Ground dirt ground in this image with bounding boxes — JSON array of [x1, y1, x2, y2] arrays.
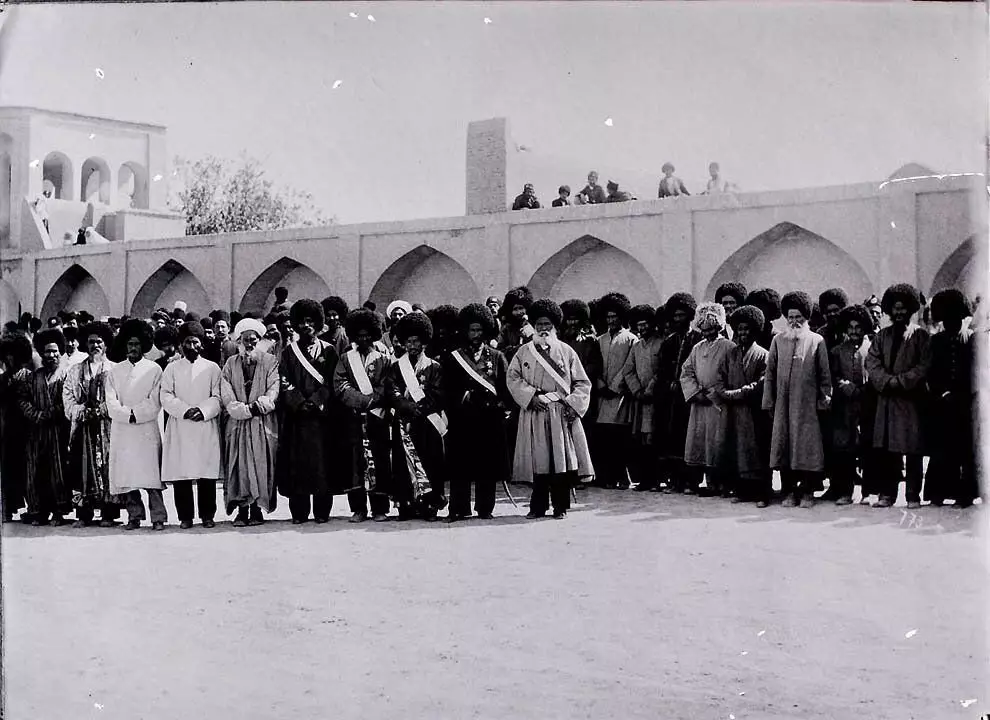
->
[[3, 484, 986, 720]]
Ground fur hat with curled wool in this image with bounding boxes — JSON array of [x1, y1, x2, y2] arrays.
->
[[628, 303, 657, 329], [745, 288, 782, 322], [33, 328, 66, 355], [395, 311, 434, 344], [80, 321, 116, 348], [780, 291, 813, 320], [818, 288, 849, 312], [837, 304, 874, 334], [597, 292, 632, 323], [289, 298, 325, 330], [427, 304, 460, 335], [1, 331, 33, 367], [500, 286, 534, 318], [881, 283, 922, 316], [560, 299, 591, 325], [458, 303, 498, 340], [714, 282, 748, 306], [320, 295, 350, 320], [528, 298, 564, 329], [662, 292, 698, 321], [154, 325, 179, 349], [727, 305, 766, 333], [199, 316, 214, 331], [693, 302, 727, 332], [344, 309, 384, 341], [177, 320, 206, 343], [118, 318, 154, 353], [930, 288, 972, 324], [184, 311, 201, 323]]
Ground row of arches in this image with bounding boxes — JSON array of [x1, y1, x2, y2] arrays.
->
[[21, 224, 984, 325], [41, 152, 149, 209]]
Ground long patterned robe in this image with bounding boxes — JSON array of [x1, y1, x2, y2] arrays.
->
[[595, 328, 636, 425], [865, 324, 930, 455], [680, 337, 734, 468], [0, 368, 27, 516], [653, 330, 702, 460], [333, 346, 391, 494], [106, 358, 163, 494], [161, 356, 222, 482], [221, 352, 280, 513], [275, 340, 351, 497], [507, 340, 594, 483], [722, 342, 769, 481], [622, 334, 663, 436], [761, 328, 832, 472], [63, 358, 117, 509], [17, 366, 71, 516]]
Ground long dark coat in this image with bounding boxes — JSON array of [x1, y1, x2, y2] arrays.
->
[[865, 324, 930, 455]]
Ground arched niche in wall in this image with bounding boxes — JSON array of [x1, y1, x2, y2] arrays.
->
[[240, 256, 331, 315], [0, 278, 20, 326], [931, 236, 984, 298], [0, 133, 12, 245], [705, 222, 873, 304], [368, 245, 481, 309], [41, 264, 110, 320], [527, 235, 659, 304], [118, 162, 149, 209], [81, 157, 111, 205], [131, 259, 212, 318], [43, 151, 74, 200]]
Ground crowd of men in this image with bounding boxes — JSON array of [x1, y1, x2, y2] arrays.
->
[[512, 164, 736, 210], [0, 276, 982, 531]]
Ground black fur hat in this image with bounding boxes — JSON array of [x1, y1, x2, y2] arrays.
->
[[930, 288, 971, 324], [33, 328, 66, 355], [598, 292, 632, 322], [662, 292, 698, 320], [628, 303, 657, 328], [178, 321, 205, 342], [80, 321, 115, 348], [837, 304, 874, 333], [529, 298, 564, 329], [118, 318, 155, 354], [344, 309, 384, 341], [458, 303, 498, 339], [395, 311, 434, 344], [818, 288, 850, 312], [560, 299, 591, 325], [500, 286, 534, 319], [726, 305, 765, 332], [781, 291, 813, 319], [426, 304, 460, 334], [881, 283, 922, 316], [289, 298, 325, 330], [321, 295, 350, 319], [745, 288, 782, 322], [154, 326, 179, 349], [715, 282, 748, 306]]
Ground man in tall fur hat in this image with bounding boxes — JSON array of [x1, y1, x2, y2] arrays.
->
[[497, 286, 535, 362], [593, 292, 636, 489]]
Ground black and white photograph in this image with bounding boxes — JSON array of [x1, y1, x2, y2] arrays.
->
[[0, 2, 986, 718]]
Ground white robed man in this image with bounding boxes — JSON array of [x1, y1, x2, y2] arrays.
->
[[507, 298, 594, 519], [106, 319, 167, 530], [220, 318, 280, 527], [161, 321, 222, 529]]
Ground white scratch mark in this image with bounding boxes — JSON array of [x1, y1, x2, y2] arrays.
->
[[740, 651, 748, 656], [890, 221, 896, 229], [604, 117, 613, 127], [367, 14, 375, 22], [878, 172, 984, 191], [152, 174, 163, 182], [960, 699, 978, 708], [729, 715, 736, 719], [757, 630, 766, 637], [739, 691, 746, 696], [94, 703, 104, 710], [332, 80, 343, 90], [904, 629, 918, 639], [94, 68, 105, 79], [349, 12, 358, 18], [484, 17, 492, 24], [89, 133, 96, 140], [29, 159, 40, 168]]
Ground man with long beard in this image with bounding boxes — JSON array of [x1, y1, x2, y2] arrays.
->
[[106, 319, 167, 531], [507, 299, 594, 519], [161, 321, 222, 529], [762, 292, 832, 508]]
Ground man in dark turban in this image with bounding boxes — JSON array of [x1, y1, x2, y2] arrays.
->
[[507, 298, 594, 519], [445, 304, 511, 521], [865, 283, 929, 509], [924, 288, 976, 507], [654, 293, 700, 493]]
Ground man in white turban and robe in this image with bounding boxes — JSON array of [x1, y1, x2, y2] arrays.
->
[[221, 318, 280, 527], [507, 298, 594, 519], [106, 319, 167, 530]]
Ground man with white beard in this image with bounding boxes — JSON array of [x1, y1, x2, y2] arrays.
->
[[762, 291, 832, 508], [507, 298, 594, 520]]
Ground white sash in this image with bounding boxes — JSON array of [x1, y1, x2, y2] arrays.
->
[[346, 348, 385, 419], [527, 342, 571, 398], [450, 349, 497, 395], [290, 341, 324, 385], [398, 353, 448, 437]]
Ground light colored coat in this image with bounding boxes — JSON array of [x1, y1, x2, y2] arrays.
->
[[622, 334, 663, 436], [221, 352, 279, 512], [761, 328, 832, 472], [865, 324, 930, 455], [681, 337, 733, 468], [595, 328, 636, 425], [507, 340, 594, 483], [106, 358, 163, 493], [161, 356, 222, 482], [721, 342, 769, 479]]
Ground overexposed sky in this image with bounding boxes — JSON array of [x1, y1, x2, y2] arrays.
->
[[1, 2, 986, 224]]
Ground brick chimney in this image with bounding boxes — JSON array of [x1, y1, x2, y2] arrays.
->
[[465, 118, 510, 215]]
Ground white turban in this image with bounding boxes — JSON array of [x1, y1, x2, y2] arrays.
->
[[386, 300, 413, 317], [233, 318, 267, 341], [173, 300, 188, 313]]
